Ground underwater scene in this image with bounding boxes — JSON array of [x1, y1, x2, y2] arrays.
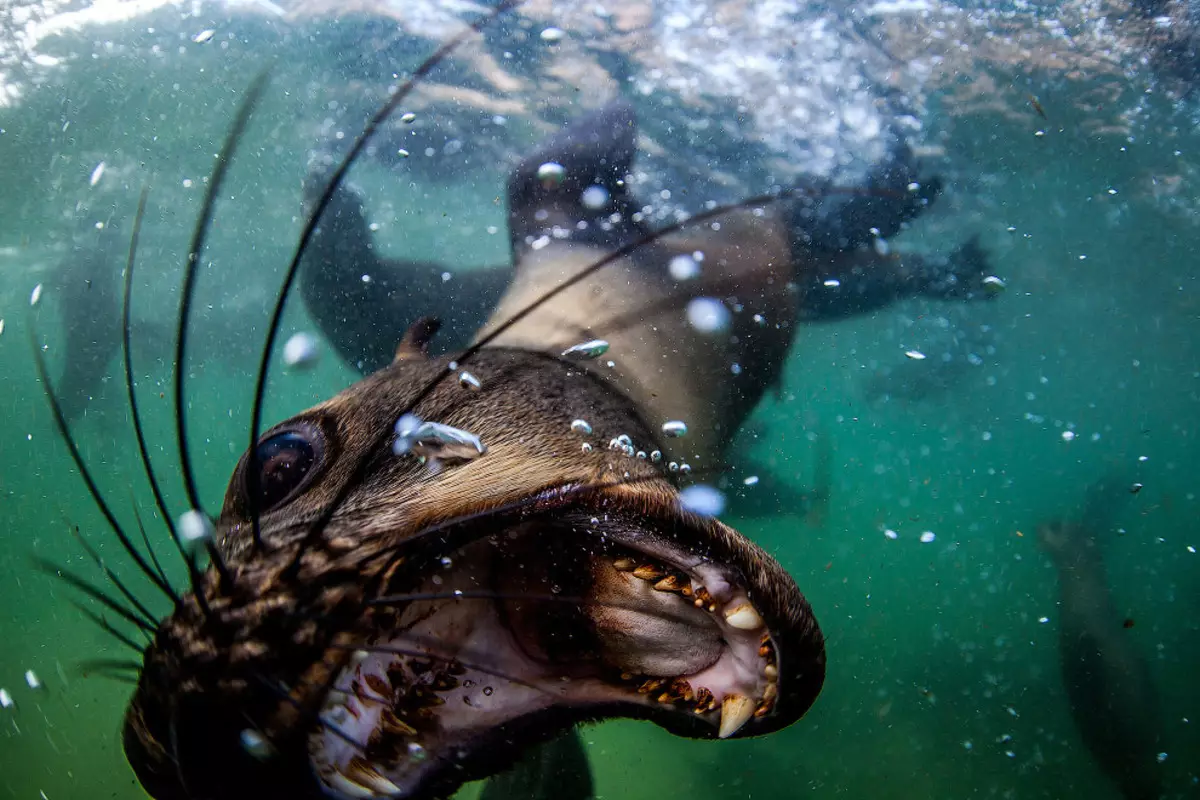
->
[[0, 0, 1197, 798]]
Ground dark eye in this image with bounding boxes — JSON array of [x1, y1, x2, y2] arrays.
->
[[250, 428, 321, 512]]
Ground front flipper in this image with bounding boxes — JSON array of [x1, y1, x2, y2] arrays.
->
[[300, 180, 511, 374], [479, 728, 594, 800]]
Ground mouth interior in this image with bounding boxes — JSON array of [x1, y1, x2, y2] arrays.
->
[[308, 521, 780, 799]]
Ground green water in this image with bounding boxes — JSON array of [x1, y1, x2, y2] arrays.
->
[[1, 3, 1198, 799]]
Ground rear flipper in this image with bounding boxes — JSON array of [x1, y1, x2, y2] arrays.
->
[[479, 728, 594, 800], [789, 137, 942, 253], [788, 136, 995, 321]]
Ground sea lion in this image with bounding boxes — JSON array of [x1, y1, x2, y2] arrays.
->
[[34, 11, 987, 800], [107, 83, 832, 799], [300, 107, 993, 377], [1037, 474, 1165, 800]]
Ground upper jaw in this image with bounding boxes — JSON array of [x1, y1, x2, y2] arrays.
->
[[307, 487, 824, 799]]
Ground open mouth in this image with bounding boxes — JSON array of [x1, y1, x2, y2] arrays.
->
[[309, 511, 785, 799]]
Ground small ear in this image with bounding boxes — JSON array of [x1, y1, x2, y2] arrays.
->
[[394, 316, 442, 362]]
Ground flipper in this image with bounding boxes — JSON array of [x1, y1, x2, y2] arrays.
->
[[479, 728, 594, 800], [300, 180, 511, 374], [789, 137, 942, 253]]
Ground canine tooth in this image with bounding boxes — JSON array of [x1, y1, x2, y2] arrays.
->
[[718, 694, 756, 739], [632, 565, 664, 581], [764, 664, 778, 680], [326, 768, 379, 799], [613, 558, 636, 572], [347, 758, 403, 797], [653, 574, 686, 592], [723, 603, 764, 631]]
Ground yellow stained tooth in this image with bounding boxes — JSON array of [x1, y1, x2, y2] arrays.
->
[[347, 759, 403, 797], [632, 565, 664, 581], [613, 558, 636, 572], [764, 664, 778, 680], [325, 770, 377, 799], [653, 574, 685, 592], [723, 602, 764, 631], [718, 693, 756, 739]]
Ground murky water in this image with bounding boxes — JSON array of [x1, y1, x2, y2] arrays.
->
[[1, 1, 1197, 798]]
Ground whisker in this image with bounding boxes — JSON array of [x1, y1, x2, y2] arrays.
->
[[29, 324, 183, 605], [257, 0, 524, 560], [173, 71, 271, 589], [167, 699, 191, 798], [327, 641, 561, 702], [358, 469, 717, 582], [369, 590, 687, 622], [84, 671, 140, 686], [61, 523, 162, 632], [78, 658, 143, 675], [249, 672, 365, 752], [38, 559, 157, 634], [284, 202, 827, 581], [129, 503, 172, 605], [121, 185, 202, 608], [70, 602, 147, 654]]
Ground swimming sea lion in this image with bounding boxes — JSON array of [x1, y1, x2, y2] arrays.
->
[[300, 107, 993, 377], [108, 82, 832, 799], [34, 9, 984, 800], [1037, 474, 1164, 800]]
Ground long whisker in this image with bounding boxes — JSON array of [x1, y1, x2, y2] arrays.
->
[[368, 591, 689, 621], [61, 523, 162, 631], [78, 658, 144, 675], [357, 469, 717, 583], [249, 672, 365, 752], [82, 670, 141, 686], [282, 202, 818, 580], [130, 501, 172, 601], [38, 560, 157, 634], [250, 0, 524, 554], [173, 70, 271, 589], [30, 326, 182, 605], [121, 185, 202, 604], [70, 603, 147, 654], [327, 641, 560, 702], [167, 699, 192, 799]]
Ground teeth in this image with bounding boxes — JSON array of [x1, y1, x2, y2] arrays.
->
[[653, 574, 688, 592], [718, 693, 756, 739], [613, 557, 636, 572], [632, 565, 665, 581], [764, 664, 778, 680], [723, 602, 764, 631], [347, 758, 403, 797], [326, 769, 379, 799]]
